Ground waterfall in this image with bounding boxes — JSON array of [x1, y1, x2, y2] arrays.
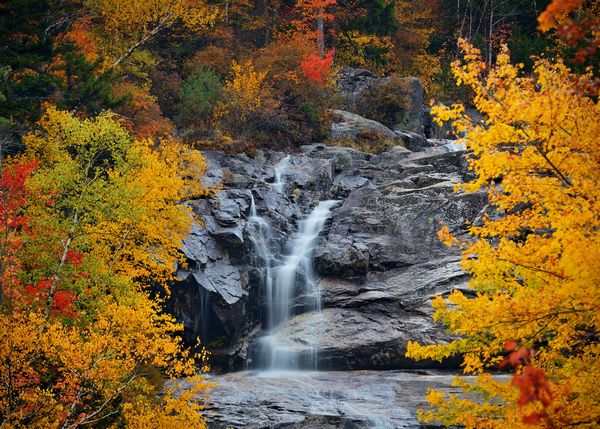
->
[[248, 194, 275, 330], [272, 155, 290, 193], [254, 199, 338, 371]]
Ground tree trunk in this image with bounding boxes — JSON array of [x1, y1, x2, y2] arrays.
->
[[317, 8, 325, 58]]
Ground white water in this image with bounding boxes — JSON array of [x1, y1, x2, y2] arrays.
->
[[248, 194, 275, 330], [427, 138, 466, 152], [266, 200, 337, 328], [444, 140, 466, 152], [249, 197, 338, 370], [249, 194, 270, 234], [272, 155, 290, 193]]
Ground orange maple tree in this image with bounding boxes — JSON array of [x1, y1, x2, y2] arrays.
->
[[407, 38, 600, 428]]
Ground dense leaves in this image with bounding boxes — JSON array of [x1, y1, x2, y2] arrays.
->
[[0, 107, 216, 427], [178, 68, 223, 134], [1, 0, 598, 427], [407, 39, 599, 428]]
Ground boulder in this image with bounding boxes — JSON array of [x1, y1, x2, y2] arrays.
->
[[314, 236, 370, 277], [337, 68, 425, 134], [300, 143, 372, 173], [330, 109, 401, 143], [336, 67, 382, 110], [252, 307, 457, 370], [386, 76, 424, 133], [394, 130, 429, 151]]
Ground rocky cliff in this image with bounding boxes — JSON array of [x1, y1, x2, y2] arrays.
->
[[168, 136, 486, 372]]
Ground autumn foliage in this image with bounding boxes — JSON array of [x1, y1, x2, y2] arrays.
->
[[538, 0, 599, 65], [1, 0, 599, 426], [301, 49, 335, 83], [0, 106, 217, 428], [407, 39, 600, 428]]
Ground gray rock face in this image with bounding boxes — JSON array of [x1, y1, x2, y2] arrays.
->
[[315, 152, 484, 274], [387, 77, 424, 133], [336, 67, 381, 109], [394, 130, 427, 151], [336, 68, 425, 134], [199, 370, 489, 428], [249, 307, 456, 370], [330, 109, 401, 143], [168, 140, 486, 372], [319, 257, 467, 315]]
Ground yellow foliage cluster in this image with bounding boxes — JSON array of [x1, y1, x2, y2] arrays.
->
[[224, 60, 269, 117], [24, 106, 216, 284], [391, 0, 441, 94], [81, 0, 219, 76], [407, 40, 600, 427], [86, 0, 219, 37], [336, 31, 395, 71], [0, 106, 217, 427], [0, 308, 213, 429]]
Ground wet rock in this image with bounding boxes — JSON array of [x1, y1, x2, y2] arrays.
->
[[282, 155, 334, 195], [314, 238, 370, 277], [314, 148, 486, 276], [169, 267, 247, 354], [168, 139, 486, 372], [198, 370, 488, 428], [192, 262, 244, 305], [254, 307, 456, 370], [331, 172, 371, 198], [319, 256, 467, 315]]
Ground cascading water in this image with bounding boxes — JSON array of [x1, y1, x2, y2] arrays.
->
[[248, 194, 275, 325], [256, 200, 338, 371], [246, 155, 338, 371], [272, 155, 290, 193]]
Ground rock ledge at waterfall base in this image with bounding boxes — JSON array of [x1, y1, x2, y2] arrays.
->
[[199, 370, 474, 428]]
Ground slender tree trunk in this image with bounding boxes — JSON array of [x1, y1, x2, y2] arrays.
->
[[0, 144, 5, 306], [488, 5, 494, 67], [468, 0, 473, 41], [45, 213, 78, 317], [104, 12, 173, 73], [263, 0, 270, 47], [317, 8, 325, 58]]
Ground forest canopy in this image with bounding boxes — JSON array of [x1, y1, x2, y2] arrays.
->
[[0, 0, 598, 427]]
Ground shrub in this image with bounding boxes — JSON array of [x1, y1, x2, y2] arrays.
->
[[185, 45, 235, 77], [177, 67, 222, 135], [251, 40, 336, 147], [354, 73, 422, 132], [223, 60, 269, 119]]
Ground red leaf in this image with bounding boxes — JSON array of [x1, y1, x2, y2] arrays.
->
[[301, 49, 335, 84]]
